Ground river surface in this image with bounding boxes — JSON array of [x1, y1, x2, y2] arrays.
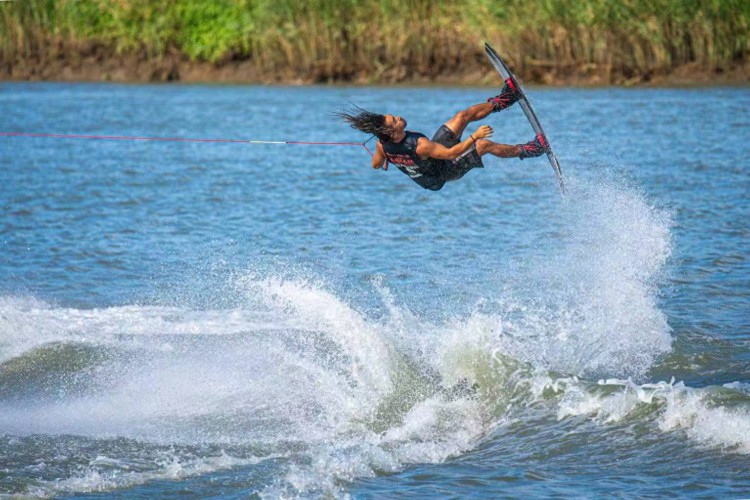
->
[[1, 83, 749, 498]]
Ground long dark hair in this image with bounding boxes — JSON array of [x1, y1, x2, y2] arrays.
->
[[335, 106, 393, 142]]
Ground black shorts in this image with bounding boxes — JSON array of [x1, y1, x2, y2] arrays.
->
[[431, 125, 484, 182]]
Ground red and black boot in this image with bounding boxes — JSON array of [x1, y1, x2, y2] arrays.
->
[[518, 133, 550, 160], [487, 77, 521, 112]]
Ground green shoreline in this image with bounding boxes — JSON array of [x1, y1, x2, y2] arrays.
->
[[2, 0, 748, 86]]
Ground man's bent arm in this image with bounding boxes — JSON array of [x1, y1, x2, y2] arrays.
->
[[416, 125, 492, 161], [416, 136, 476, 161]]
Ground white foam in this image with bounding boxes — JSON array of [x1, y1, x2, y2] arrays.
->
[[556, 378, 674, 422], [265, 397, 488, 498], [723, 381, 750, 395], [26, 452, 273, 498], [659, 386, 750, 453], [0, 278, 493, 497], [549, 377, 750, 454]]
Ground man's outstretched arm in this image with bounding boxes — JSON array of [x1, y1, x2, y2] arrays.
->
[[416, 125, 493, 161], [372, 141, 387, 169]]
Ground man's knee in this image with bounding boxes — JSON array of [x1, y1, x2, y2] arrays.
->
[[453, 110, 469, 123], [475, 138, 491, 155]]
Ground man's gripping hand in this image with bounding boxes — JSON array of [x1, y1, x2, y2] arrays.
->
[[472, 125, 493, 140]]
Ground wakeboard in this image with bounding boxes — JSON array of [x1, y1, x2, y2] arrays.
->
[[484, 42, 565, 193]]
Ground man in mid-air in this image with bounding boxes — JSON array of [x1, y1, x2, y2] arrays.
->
[[338, 79, 549, 191]]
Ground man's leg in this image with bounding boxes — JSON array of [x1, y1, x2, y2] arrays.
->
[[442, 78, 520, 137], [442, 102, 495, 138], [476, 134, 549, 160], [476, 139, 520, 158]]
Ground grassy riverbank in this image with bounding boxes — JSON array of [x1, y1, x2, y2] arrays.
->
[[2, 0, 748, 84]]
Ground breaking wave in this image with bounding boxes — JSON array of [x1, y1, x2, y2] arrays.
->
[[2, 175, 747, 497]]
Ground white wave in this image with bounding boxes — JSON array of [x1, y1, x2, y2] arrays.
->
[[248, 276, 395, 398], [24, 452, 274, 498], [0, 279, 492, 497], [271, 398, 487, 498], [723, 381, 750, 395], [659, 386, 750, 453], [0, 175, 690, 496], [550, 377, 750, 454]]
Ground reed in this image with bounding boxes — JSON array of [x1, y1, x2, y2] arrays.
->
[[1, 0, 747, 82]]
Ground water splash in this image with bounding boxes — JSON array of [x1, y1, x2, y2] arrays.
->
[[490, 175, 674, 379], [2, 174, 746, 497]]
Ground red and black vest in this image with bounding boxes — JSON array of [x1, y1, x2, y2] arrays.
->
[[382, 132, 447, 191]]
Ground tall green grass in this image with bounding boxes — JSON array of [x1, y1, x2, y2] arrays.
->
[[1, 0, 748, 82]]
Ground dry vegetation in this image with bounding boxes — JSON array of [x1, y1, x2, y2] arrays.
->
[[1, 0, 748, 84]]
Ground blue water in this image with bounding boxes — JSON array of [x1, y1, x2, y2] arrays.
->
[[1, 83, 749, 498]]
